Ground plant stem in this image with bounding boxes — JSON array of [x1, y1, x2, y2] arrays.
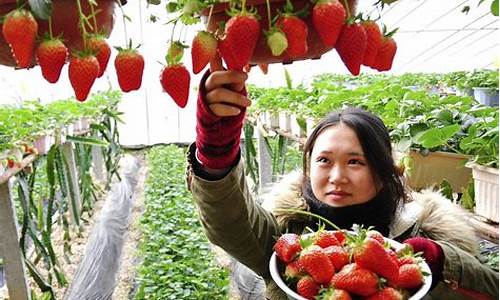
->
[[265, 0, 271, 30], [115, 0, 129, 47], [242, 0, 247, 14], [89, 1, 99, 34], [273, 208, 342, 231], [48, 16, 53, 39], [206, 5, 214, 31], [75, 0, 89, 49], [341, 0, 351, 19]]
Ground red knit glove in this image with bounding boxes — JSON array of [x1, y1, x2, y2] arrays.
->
[[403, 237, 445, 287], [195, 70, 246, 169]]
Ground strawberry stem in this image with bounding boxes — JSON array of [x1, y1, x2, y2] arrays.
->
[[273, 209, 343, 231], [90, 2, 98, 33], [242, 0, 247, 14], [340, 0, 351, 19], [115, 0, 129, 47], [48, 16, 53, 39], [265, 0, 272, 29], [75, 0, 88, 49], [206, 4, 214, 29]]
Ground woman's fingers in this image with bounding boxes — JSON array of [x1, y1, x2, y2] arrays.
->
[[206, 87, 251, 107], [205, 70, 248, 92], [209, 103, 242, 117]]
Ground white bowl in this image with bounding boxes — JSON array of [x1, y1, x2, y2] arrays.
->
[[269, 234, 433, 300]]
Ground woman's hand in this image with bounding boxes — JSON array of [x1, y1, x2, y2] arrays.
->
[[204, 53, 251, 117]]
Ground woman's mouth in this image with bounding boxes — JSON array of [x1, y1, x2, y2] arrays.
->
[[326, 190, 350, 201]]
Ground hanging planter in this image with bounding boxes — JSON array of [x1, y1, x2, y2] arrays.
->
[[0, 0, 118, 68], [201, 0, 358, 65], [466, 163, 499, 223]]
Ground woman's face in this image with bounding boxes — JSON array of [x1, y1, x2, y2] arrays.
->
[[309, 123, 379, 207]]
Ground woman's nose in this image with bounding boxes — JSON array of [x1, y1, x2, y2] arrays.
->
[[328, 165, 348, 184]]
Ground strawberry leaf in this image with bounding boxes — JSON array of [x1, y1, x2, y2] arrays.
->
[[28, 0, 53, 20]]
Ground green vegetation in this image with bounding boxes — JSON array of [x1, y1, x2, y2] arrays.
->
[[134, 145, 229, 300]]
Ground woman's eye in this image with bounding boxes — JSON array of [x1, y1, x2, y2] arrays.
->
[[316, 157, 329, 163], [348, 159, 364, 165]]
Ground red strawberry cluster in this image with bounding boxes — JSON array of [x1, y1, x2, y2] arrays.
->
[[273, 226, 428, 300], [1, 8, 145, 102]]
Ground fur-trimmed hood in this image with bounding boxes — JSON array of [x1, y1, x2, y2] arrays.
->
[[261, 171, 479, 255]]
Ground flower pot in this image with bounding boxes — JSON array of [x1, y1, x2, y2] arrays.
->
[[473, 87, 499, 107], [467, 163, 499, 223], [405, 150, 472, 193], [279, 112, 291, 132], [33, 135, 55, 155], [201, 0, 357, 65], [0, 0, 118, 67], [456, 88, 474, 97]]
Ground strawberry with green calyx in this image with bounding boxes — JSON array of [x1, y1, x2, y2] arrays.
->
[[284, 259, 305, 281], [312, 0, 345, 47], [114, 41, 145, 92], [274, 233, 303, 263], [348, 224, 400, 283], [366, 287, 404, 300], [317, 287, 352, 300], [2, 9, 38, 68], [87, 34, 111, 78], [331, 263, 380, 297], [36, 36, 68, 83], [275, 0, 309, 58], [396, 243, 424, 266], [191, 30, 217, 74], [297, 275, 321, 299], [160, 42, 191, 108], [396, 263, 427, 289], [220, 1, 261, 70], [366, 229, 385, 245], [361, 18, 383, 68], [323, 245, 350, 271], [68, 52, 100, 102], [372, 25, 398, 72], [335, 16, 367, 76], [298, 245, 335, 284], [313, 227, 341, 248], [266, 27, 288, 57]]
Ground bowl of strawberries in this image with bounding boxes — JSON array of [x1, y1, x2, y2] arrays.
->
[[270, 225, 432, 300]]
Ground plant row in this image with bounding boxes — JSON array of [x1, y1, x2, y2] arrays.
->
[[248, 71, 499, 168], [134, 145, 229, 299]]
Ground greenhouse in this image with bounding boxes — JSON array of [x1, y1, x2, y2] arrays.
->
[[0, 0, 498, 299]]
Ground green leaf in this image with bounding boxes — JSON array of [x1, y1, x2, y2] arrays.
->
[[491, 0, 499, 16], [66, 135, 109, 147], [28, 0, 53, 20]]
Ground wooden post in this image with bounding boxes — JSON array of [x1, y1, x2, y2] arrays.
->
[[91, 146, 105, 183], [257, 119, 272, 193], [0, 181, 31, 300], [62, 142, 82, 224]]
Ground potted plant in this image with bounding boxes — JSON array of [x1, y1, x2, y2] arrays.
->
[[0, 0, 120, 67], [460, 108, 499, 222], [464, 69, 499, 107]]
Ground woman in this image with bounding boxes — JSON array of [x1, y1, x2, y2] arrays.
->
[[186, 67, 498, 300]]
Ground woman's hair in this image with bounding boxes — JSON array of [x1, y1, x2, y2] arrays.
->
[[301, 107, 408, 222]]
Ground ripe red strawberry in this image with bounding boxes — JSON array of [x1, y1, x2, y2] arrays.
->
[[274, 233, 302, 263], [334, 231, 347, 245], [366, 230, 385, 245], [296, 276, 320, 300], [88, 35, 111, 77], [323, 245, 349, 271], [114, 46, 145, 92], [314, 230, 340, 248], [396, 263, 424, 289], [319, 287, 352, 300], [36, 38, 68, 83], [191, 30, 217, 74], [366, 287, 404, 300], [331, 263, 380, 297], [218, 36, 241, 71], [352, 237, 399, 283], [362, 21, 383, 68], [335, 22, 367, 76], [276, 15, 308, 58], [7, 158, 15, 169], [68, 54, 100, 102], [223, 13, 260, 70], [2, 9, 38, 68], [284, 259, 304, 279], [312, 0, 345, 47], [299, 246, 334, 284], [372, 36, 397, 72], [160, 64, 190, 108]]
